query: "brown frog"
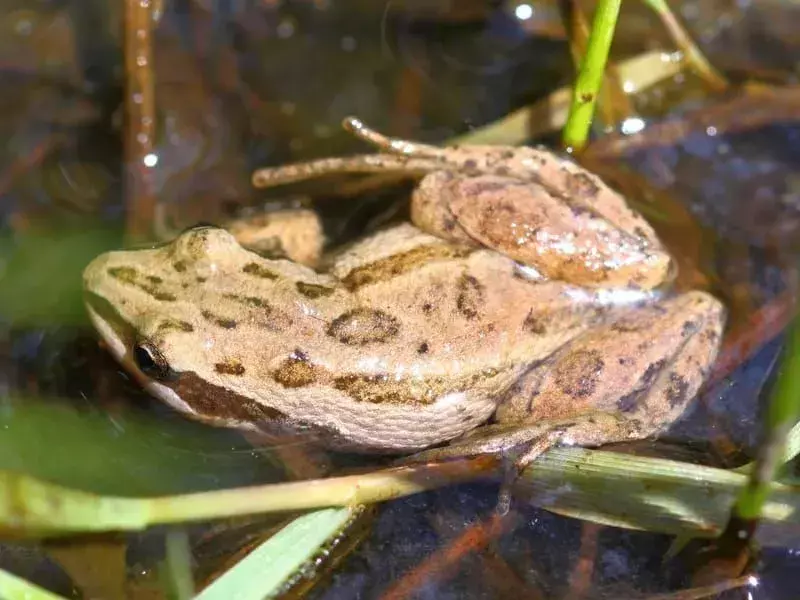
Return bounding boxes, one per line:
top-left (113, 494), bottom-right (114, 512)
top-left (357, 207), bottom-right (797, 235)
top-left (83, 117), bottom-right (725, 473)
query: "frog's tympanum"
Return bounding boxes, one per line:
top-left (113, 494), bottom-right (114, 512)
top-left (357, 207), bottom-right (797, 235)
top-left (83, 117), bottom-right (725, 472)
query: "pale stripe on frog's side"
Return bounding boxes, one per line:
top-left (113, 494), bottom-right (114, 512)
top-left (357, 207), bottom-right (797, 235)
top-left (84, 118), bottom-right (725, 466)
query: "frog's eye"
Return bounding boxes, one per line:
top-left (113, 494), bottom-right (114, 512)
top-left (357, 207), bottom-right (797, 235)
top-left (133, 341), bottom-right (176, 381)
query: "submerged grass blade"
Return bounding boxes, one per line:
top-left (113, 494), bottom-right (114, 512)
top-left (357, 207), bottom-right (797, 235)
top-left (194, 508), bottom-right (355, 600)
top-left (521, 447), bottom-right (796, 543)
top-left (733, 307), bottom-right (800, 524)
top-left (0, 568), bottom-right (70, 600)
top-left (162, 529), bottom-right (195, 600)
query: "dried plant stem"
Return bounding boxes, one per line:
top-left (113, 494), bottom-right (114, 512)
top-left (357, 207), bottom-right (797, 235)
top-left (562, 0), bottom-right (622, 151)
top-left (123, 0), bottom-right (157, 243)
top-left (640, 0), bottom-right (729, 92)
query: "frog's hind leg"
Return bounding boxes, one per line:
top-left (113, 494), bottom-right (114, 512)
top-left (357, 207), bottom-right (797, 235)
top-left (252, 154), bottom-right (446, 188)
top-left (405, 291), bottom-right (726, 477)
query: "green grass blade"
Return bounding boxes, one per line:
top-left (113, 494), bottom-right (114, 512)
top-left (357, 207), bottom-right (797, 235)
top-left (734, 310), bottom-right (800, 522)
top-left (162, 529), bottom-right (195, 600)
top-left (194, 508), bottom-right (355, 600)
top-left (0, 568), bottom-right (69, 600)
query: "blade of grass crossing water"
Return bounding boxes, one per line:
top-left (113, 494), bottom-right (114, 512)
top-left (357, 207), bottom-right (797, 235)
top-left (194, 508), bottom-right (355, 600)
top-left (0, 568), bottom-right (70, 600)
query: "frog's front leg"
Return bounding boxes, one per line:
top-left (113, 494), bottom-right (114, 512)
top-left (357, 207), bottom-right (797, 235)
top-left (406, 290), bottom-right (726, 474)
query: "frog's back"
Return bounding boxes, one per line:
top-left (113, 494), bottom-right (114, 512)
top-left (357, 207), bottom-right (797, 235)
top-left (83, 225), bottom-right (603, 451)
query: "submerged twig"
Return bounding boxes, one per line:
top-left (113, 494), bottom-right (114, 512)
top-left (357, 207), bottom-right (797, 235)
top-left (123, 0), bottom-right (157, 243)
top-left (639, 0), bottom-right (729, 92)
top-left (380, 512), bottom-right (515, 600)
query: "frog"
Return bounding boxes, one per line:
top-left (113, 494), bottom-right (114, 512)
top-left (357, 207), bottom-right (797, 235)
top-left (82, 117), bottom-right (726, 474)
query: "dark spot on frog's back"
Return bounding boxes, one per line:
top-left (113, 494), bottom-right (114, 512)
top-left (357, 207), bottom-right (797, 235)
top-left (224, 294), bottom-right (292, 331)
top-left (215, 359), bottom-right (245, 376)
top-left (157, 319), bottom-right (194, 334)
top-left (296, 281), bottom-right (335, 298)
top-left (224, 293), bottom-right (268, 308)
top-left (456, 274), bottom-right (485, 319)
top-left (611, 316), bottom-right (643, 333)
top-left (150, 290), bottom-right (177, 302)
top-left (202, 310), bottom-right (237, 329)
top-left (523, 309), bottom-right (547, 334)
top-left (173, 261), bottom-right (187, 272)
top-left (666, 372), bottom-right (690, 408)
top-left (565, 172), bottom-right (600, 199)
top-left (327, 308), bottom-right (400, 346)
top-left (272, 350), bottom-right (319, 388)
top-left (554, 349), bottom-right (604, 398)
top-left (641, 359), bottom-right (666, 389)
top-left (107, 266), bottom-right (137, 283)
top-left (462, 180), bottom-right (507, 197)
top-left (342, 244), bottom-right (472, 291)
top-left (107, 266), bottom-right (177, 302)
top-left (242, 262), bottom-right (279, 280)
top-left (333, 374), bottom-right (407, 404)
top-left (681, 320), bottom-right (699, 337)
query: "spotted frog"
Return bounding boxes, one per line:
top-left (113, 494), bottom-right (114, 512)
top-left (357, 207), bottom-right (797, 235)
top-left (83, 118), bottom-right (725, 471)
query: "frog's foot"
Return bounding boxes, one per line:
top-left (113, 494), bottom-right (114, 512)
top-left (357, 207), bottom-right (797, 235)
top-left (402, 412), bottom-right (644, 476)
top-left (224, 207), bottom-right (324, 267)
top-left (252, 154), bottom-right (446, 188)
top-left (400, 412), bottom-right (644, 515)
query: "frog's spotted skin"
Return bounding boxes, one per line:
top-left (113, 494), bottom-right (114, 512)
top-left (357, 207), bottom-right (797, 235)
top-left (85, 224), bottom-right (620, 451)
top-left (84, 118), bottom-right (725, 466)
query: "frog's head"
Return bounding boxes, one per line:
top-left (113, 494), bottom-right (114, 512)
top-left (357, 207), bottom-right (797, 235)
top-left (82, 226), bottom-right (287, 429)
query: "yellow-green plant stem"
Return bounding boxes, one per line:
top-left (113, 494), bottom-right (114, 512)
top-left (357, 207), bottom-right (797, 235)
top-left (4, 442), bottom-right (800, 545)
top-left (733, 309), bottom-right (800, 522)
top-left (562, 0), bottom-right (622, 151)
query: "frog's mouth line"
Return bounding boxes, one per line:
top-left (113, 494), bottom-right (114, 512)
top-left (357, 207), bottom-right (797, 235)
top-left (83, 291), bottom-right (136, 363)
